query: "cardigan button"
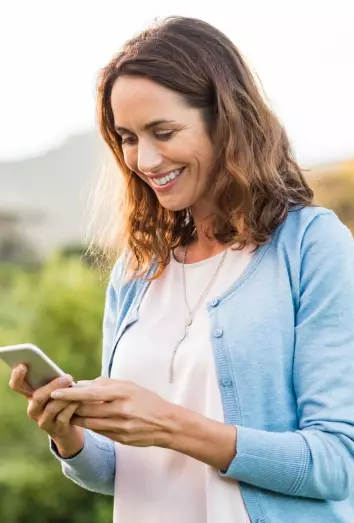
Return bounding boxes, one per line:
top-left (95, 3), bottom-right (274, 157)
top-left (256, 519), bottom-right (266, 523)
top-left (220, 377), bottom-right (233, 387)
top-left (210, 298), bottom-right (219, 307)
top-left (213, 328), bottom-right (223, 338)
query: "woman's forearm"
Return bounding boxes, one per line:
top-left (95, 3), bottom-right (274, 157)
top-left (164, 404), bottom-right (237, 471)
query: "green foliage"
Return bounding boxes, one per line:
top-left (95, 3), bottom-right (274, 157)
top-left (0, 256), bottom-right (113, 523)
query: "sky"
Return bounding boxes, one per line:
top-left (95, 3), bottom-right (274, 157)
top-left (0, 0), bottom-right (353, 166)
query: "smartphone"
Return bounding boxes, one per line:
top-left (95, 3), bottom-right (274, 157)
top-left (0, 343), bottom-right (69, 390)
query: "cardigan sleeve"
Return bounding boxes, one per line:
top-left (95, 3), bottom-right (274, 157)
top-left (222, 211), bottom-right (354, 501)
top-left (50, 428), bottom-right (116, 495)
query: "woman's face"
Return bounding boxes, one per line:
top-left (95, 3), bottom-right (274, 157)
top-left (110, 76), bottom-right (215, 212)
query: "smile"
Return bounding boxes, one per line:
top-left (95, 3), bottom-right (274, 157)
top-left (151, 168), bottom-right (185, 187)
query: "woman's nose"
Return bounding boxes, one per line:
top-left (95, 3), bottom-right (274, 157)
top-left (137, 141), bottom-right (163, 174)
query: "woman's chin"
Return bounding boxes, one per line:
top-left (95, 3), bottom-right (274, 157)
top-left (156, 195), bottom-right (191, 213)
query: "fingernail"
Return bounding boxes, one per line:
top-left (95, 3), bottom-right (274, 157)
top-left (58, 375), bottom-right (73, 386)
top-left (18, 364), bottom-right (26, 373)
top-left (51, 391), bottom-right (63, 398)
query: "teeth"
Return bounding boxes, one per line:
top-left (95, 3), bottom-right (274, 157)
top-left (153, 169), bottom-right (183, 187)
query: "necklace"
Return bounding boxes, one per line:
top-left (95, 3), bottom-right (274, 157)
top-left (169, 246), bottom-right (228, 383)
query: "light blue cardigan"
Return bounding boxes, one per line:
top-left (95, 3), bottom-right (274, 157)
top-left (52, 206), bottom-right (354, 523)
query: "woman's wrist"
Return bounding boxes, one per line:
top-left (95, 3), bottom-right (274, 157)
top-left (52, 427), bottom-right (85, 459)
top-left (163, 403), bottom-right (237, 471)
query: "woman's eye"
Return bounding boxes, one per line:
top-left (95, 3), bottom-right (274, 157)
top-left (120, 135), bottom-right (137, 146)
top-left (155, 131), bottom-right (174, 141)
top-left (119, 131), bottom-right (174, 145)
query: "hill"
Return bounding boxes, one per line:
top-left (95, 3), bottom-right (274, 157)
top-left (0, 131), bottom-right (353, 261)
top-left (0, 132), bottom-right (102, 257)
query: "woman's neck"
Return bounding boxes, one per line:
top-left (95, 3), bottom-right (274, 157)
top-left (177, 212), bottom-right (227, 264)
top-left (184, 238), bottom-right (226, 264)
top-left (173, 201), bottom-right (231, 263)
top-left (185, 205), bottom-right (222, 262)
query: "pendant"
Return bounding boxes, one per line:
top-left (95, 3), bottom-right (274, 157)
top-left (186, 314), bottom-right (192, 327)
top-left (169, 323), bottom-right (190, 383)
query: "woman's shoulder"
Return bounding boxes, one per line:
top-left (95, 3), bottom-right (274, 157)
top-left (274, 205), bottom-right (354, 272)
top-left (278, 205), bottom-right (353, 247)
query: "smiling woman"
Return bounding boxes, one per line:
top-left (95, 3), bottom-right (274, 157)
top-left (95, 16), bottom-right (313, 276)
top-left (8, 14), bottom-right (354, 523)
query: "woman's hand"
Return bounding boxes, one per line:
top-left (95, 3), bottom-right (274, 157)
top-left (51, 378), bottom-right (177, 447)
top-left (51, 378), bottom-right (237, 471)
top-left (9, 364), bottom-right (84, 458)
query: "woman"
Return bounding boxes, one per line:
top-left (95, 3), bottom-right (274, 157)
top-left (10, 16), bottom-right (354, 523)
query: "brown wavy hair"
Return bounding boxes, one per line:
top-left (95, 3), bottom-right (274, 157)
top-left (95, 16), bottom-right (313, 277)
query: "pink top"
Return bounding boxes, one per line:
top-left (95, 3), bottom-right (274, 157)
top-left (110, 246), bottom-right (253, 523)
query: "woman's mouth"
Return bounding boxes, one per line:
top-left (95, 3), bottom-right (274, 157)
top-left (150, 167), bottom-right (185, 191)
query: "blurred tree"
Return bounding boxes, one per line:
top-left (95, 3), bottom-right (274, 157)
top-left (0, 211), bottom-right (40, 267)
top-left (0, 256), bottom-right (112, 523)
top-left (58, 242), bottom-right (106, 269)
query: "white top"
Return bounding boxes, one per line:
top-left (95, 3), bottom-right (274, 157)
top-left (111, 245), bottom-right (253, 523)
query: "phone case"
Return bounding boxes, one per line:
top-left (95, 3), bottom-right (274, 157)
top-left (0, 344), bottom-right (66, 390)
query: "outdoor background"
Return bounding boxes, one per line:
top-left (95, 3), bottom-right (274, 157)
top-left (0, 1), bottom-right (353, 522)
